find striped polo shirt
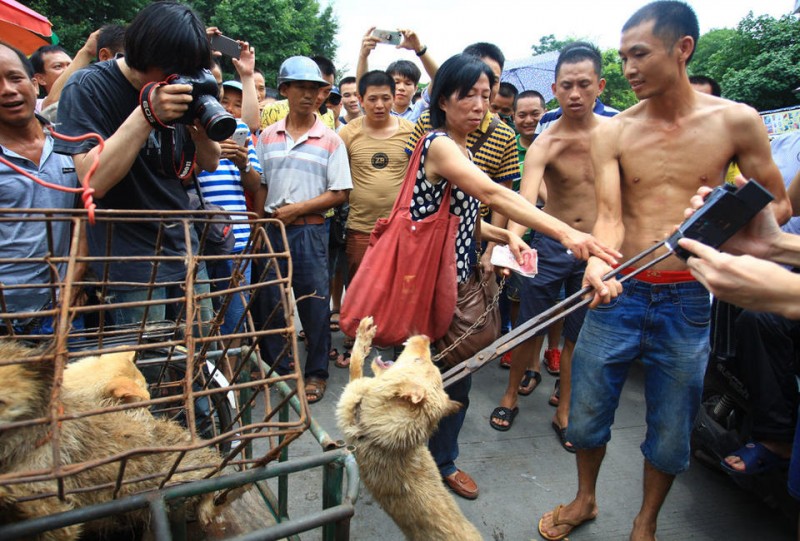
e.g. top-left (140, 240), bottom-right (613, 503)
top-left (405, 110), bottom-right (520, 186)
top-left (196, 120), bottom-right (262, 252)
top-left (256, 116), bottom-right (352, 216)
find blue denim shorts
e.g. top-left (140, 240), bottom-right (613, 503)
top-left (567, 277), bottom-right (711, 475)
top-left (517, 232), bottom-right (586, 342)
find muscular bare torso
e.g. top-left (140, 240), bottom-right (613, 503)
top-left (615, 99), bottom-right (737, 270)
top-left (538, 116), bottom-right (607, 234)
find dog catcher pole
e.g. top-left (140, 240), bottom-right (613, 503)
top-left (442, 240), bottom-right (673, 389)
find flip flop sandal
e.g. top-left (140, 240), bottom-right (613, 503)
top-left (518, 370), bottom-right (541, 396)
top-left (552, 421), bottom-right (575, 453)
top-left (335, 349), bottom-right (351, 369)
top-left (489, 406), bottom-right (519, 431)
top-left (537, 504), bottom-right (595, 541)
top-left (297, 330), bottom-right (306, 343)
top-left (330, 310), bottom-right (340, 332)
top-left (305, 376), bottom-right (327, 404)
top-left (720, 441), bottom-right (790, 475)
top-left (549, 379), bottom-right (560, 407)
top-left (328, 348), bottom-right (339, 362)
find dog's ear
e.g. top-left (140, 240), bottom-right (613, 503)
top-left (397, 382), bottom-right (426, 405)
top-left (106, 376), bottom-right (151, 403)
top-left (444, 399), bottom-right (462, 417)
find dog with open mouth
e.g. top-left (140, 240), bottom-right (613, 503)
top-left (337, 317), bottom-right (481, 541)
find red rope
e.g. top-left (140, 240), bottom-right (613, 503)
top-left (0, 128), bottom-right (101, 224)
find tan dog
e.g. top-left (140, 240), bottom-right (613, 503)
top-left (336, 317), bottom-right (482, 541)
top-left (0, 340), bottom-right (219, 540)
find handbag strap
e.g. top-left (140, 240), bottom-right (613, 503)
top-left (392, 134), bottom-right (453, 220)
top-left (469, 114), bottom-right (500, 155)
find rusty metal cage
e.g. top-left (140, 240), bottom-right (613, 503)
top-left (0, 208), bottom-right (311, 535)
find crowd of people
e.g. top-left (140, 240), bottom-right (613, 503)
top-left (3, 0), bottom-right (800, 539)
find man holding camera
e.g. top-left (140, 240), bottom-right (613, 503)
top-left (54, 1), bottom-right (221, 325)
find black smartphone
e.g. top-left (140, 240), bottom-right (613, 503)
top-left (210, 34), bottom-right (241, 59)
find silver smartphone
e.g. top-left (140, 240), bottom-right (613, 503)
top-left (231, 125), bottom-right (249, 147)
top-left (371, 29), bottom-right (402, 46)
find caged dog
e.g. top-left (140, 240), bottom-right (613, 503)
top-left (336, 317), bottom-right (482, 541)
top-left (0, 340), bottom-right (220, 541)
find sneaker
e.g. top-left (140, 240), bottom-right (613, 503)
top-left (543, 348), bottom-right (561, 375)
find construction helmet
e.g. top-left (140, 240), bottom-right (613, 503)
top-left (277, 56), bottom-right (329, 88)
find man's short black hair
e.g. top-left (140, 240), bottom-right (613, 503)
top-left (340, 75), bottom-right (356, 87)
top-left (358, 70), bottom-right (395, 96)
top-left (0, 41), bottom-right (34, 78)
top-left (623, 0), bottom-right (699, 64)
top-left (125, 1), bottom-right (211, 75)
top-left (556, 41), bottom-right (603, 79)
top-left (98, 24), bottom-right (126, 57)
top-left (430, 54), bottom-right (495, 129)
top-left (498, 82), bottom-right (518, 99)
top-left (462, 42), bottom-right (505, 71)
top-left (311, 55), bottom-right (336, 78)
top-left (689, 74), bottom-right (721, 96)
top-left (386, 60), bottom-right (421, 85)
top-left (30, 45), bottom-right (68, 74)
top-left (515, 90), bottom-right (546, 111)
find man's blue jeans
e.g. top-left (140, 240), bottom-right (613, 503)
top-left (429, 374), bottom-right (471, 477)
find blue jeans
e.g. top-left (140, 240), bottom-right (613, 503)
top-left (429, 374), bottom-right (471, 477)
top-left (567, 278), bottom-right (710, 475)
top-left (107, 267), bottom-right (213, 335)
top-left (517, 232), bottom-right (586, 342)
top-left (255, 223), bottom-right (330, 380)
top-left (206, 256), bottom-right (251, 336)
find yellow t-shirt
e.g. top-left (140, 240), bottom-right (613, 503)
top-left (260, 99), bottom-right (335, 130)
top-left (338, 116), bottom-right (415, 233)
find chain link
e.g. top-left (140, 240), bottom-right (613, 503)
top-left (432, 273), bottom-right (506, 364)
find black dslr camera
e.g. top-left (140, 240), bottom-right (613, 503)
top-left (166, 70), bottom-right (236, 141)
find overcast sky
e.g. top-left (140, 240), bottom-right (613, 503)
top-left (328, 0), bottom-right (794, 82)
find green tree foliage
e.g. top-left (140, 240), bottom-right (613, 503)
top-left (28, 0), bottom-right (147, 54)
top-left (692, 14), bottom-right (800, 111)
top-left (599, 49), bottom-right (637, 112)
top-left (195, 0), bottom-right (338, 85)
top-left (688, 28), bottom-right (736, 78)
top-left (29, 0), bottom-right (338, 87)
top-left (531, 34), bottom-right (575, 56)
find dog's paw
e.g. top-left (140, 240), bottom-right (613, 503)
top-left (356, 317), bottom-right (377, 343)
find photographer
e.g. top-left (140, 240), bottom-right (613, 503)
top-left (54, 1), bottom-right (221, 325)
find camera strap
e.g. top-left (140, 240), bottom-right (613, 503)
top-left (139, 81), bottom-right (172, 131)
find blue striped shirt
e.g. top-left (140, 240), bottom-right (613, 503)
top-left (196, 121), bottom-right (261, 252)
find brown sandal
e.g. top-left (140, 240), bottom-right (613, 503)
top-left (305, 376), bottom-right (327, 404)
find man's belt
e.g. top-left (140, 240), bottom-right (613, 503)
top-left (286, 214), bottom-right (325, 226)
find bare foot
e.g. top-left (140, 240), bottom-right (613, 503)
top-left (538, 499), bottom-right (598, 540)
top-left (630, 516), bottom-right (656, 541)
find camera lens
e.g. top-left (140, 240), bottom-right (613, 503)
top-left (194, 95), bottom-right (237, 141)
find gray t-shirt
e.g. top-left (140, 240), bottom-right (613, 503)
top-left (0, 133), bottom-right (77, 314)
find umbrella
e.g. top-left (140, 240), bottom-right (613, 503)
top-left (500, 51), bottom-right (558, 104)
top-left (0, 0), bottom-right (54, 55)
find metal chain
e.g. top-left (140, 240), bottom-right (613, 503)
top-left (432, 273), bottom-right (506, 363)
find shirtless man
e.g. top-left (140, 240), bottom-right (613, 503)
top-left (538, 3), bottom-right (790, 540)
top-left (490, 43), bottom-right (611, 444)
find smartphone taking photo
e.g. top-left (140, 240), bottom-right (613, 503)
top-left (371, 29), bottom-right (401, 46)
top-left (210, 34), bottom-right (242, 59)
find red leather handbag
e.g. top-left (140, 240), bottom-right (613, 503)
top-left (340, 140), bottom-right (459, 347)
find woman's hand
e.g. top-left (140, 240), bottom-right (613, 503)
top-left (558, 227), bottom-right (620, 265)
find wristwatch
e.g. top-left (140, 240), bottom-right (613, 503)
top-left (240, 162), bottom-right (252, 174)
